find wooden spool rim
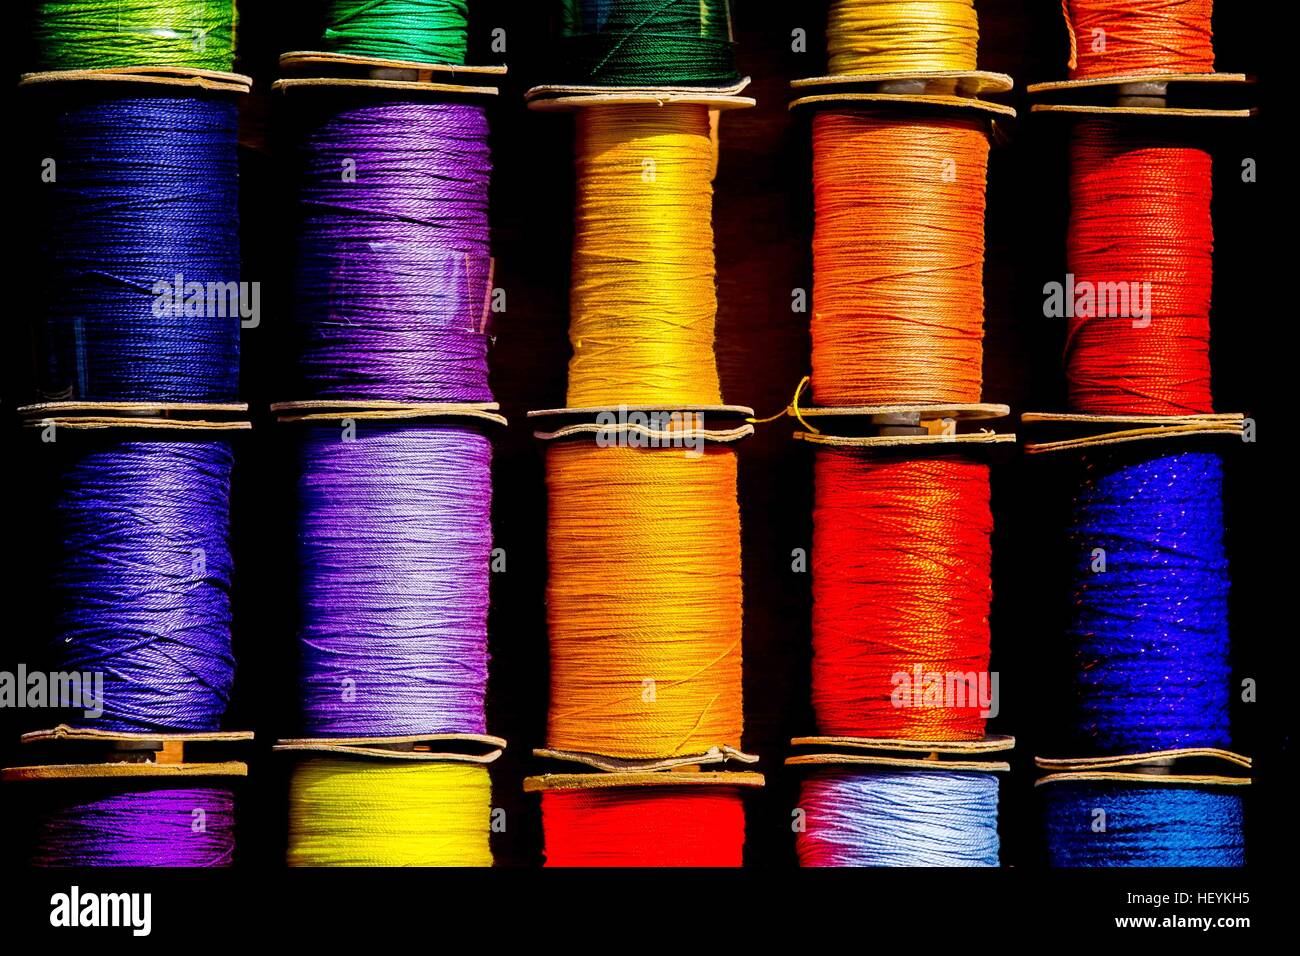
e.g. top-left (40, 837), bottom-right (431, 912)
top-left (279, 50), bottom-right (506, 77)
top-left (790, 91), bottom-right (1016, 118)
top-left (528, 403), bottom-right (755, 421)
top-left (791, 734), bottom-right (1015, 755)
top-left (534, 421), bottom-right (753, 443)
top-left (796, 431), bottom-right (1016, 450)
top-left (20, 67), bottom-right (251, 94)
top-left (1031, 103), bottom-right (1254, 119)
top-left (3, 761), bottom-right (248, 782)
top-left (1035, 771), bottom-right (1251, 788)
top-left (793, 69), bottom-right (1014, 95)
top-left (1027, 72), bottom-right (1253, 94)
top-left (1035, 748), bottom-right (1252, 772)
top-left (787, 753), bottom-right (1010, 772)
top-left (524, 771), bottom-right (765, 793)
top-left (271, 400), bottom-right (506, 427)
top-left (273, 77), bottom-right (497, 98)
top-left (532, 745), bottom-right (758, 773)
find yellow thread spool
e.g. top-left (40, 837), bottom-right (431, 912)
top-left (568, 104), bottom-right (722, 408)
top-left (827, 0), bottom-right (981, 74)
top-left (287, 758), bottom-right (493, 866)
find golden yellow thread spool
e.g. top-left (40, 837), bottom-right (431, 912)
top-left (545, 442), bottom-right (744, 758)
top-left (568, 105), bottom-right (722, 408)
top-left (827, 0), bottom-right (981, 74)
top-left (287, 758), bottom-right (493, 867)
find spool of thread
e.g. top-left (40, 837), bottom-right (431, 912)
top-left (287, 758), bottom-right (492, 866)
top-left (545, 442), bottom-right (743, 759)
top-left (1064, 0), bottom-right (1215, 80)
top-left (290, 97), bottom-right (493, 404)
top-left (568, 105), bottom-right (722, 408)
top-left (321, 0), bottom-right (470, 65)
top-left (32, 785), bottom-right (236, 867)
top-left (811, 452), bottom-right (993, 740)
top-left (810, 111), bottom-right (990, 406)
top-left (47, 439), bottom-right (235, 733)
top-left (826, 0), bottom-right (980, 75)
top-left (32, 0), bottom-right (238, 73)
top-left (1066, 449), bottom-right (1230, 754)
top-left (1066, 120), bottom-right (1214, 415)
top-left (1043, 780), bottom-right (1244, 867)
top-left (295, 423), bottom-right (492, 737)
top-left (798, 768), bottom-right (1000, 867)
top-left (540, 786), bottom-right (747, 866)
top-left (34, 93), bottom-right (241, 403)
top-left (559, 0), bottom-right (739, 87)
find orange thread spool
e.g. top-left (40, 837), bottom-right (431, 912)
top-left (1064, 0), bottom-right (1215, 80)
top-left (810, 111), bottom-right (991, 406)
top-left (811, 451), bottom-right (994, 740)
top-left (544, 441), bottom-right (744, 759)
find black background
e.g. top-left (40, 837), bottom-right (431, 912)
top-left (1, 0), bottom-right (1290, 930)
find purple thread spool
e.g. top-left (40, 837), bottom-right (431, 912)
top-left (32, 785), bottom-right (236, 867)
top-left (289, 97), bottom-right (494, 404)
top-left (48, 439), bottom-right (236, 733)
top-left (295, 421), bottom-right (493, 736)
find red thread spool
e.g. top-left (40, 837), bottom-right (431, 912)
top-left (811, 452), bottom-right (993, 740)
top-left (1065, 120), bottom-right (1214, 415)
top-left (540, 787), bottom-right (746, 867)
top-left (1064, 0), bottom-right (1215, 79)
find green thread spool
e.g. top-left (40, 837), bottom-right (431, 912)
top-left (321, 0), bottom-right (471, 65)
top-left (559, 0), bottom-right (739, 87)
top-left (33, 0), bottom-right (238, 73)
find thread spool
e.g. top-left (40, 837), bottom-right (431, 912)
top-left (797, 766), bottom-right (1001, 867)
top-left (31, 0), bottom-right (239, 73)
top-left (544, 440), bottom-right (744, 760)
top-left (288, 95), bottom-right (493, 405)
top-left (811, 451), bottom-right (993, 740)
top-left (30, 88), bottom-right (241, 404)
top-left (1064, 0), bottom-right (1215, 80)
top-left (527, 772), bottom-right (759, 867)
top-left (294, 420), bottom-right (492, 738)
top-left (287, 756), bottom-right (493, 866)
top-left (41, 435), bottom-right (236, 733)
top-left (4, 729), bottom-right (249, 868)
top-left (1064, 448), bottom-right (1231, 755)
top-left (558, 0), bottom-right (739, 87)
top-left (1041, 777), bottom-right (1245, 867)
top-left (566, 104), bottom-right (723, 408)
top-left (29, 783), bottom-right (236, 867)
top-left (809, 110), bottom-right (991, 407)
top-left (825, 0), bottom-right (980, 75)
top-left (320, 0), bottom-right (470, 66)
top-left (1065, 120), bottom-right (1214, 415)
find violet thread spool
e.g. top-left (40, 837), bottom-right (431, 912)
top-left (294, 422), bottom-right (493, 737)
top-left (288, 97), bottom-right (494, 405)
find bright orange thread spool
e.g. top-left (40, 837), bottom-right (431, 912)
top-left (540, 786), bottom-right (746, 867)
top-left (1064, 0), bottom-right (1215, 79)
top-left (810, 111), bottom-right (990, 407)
top-left (545, 442), bottom-right (744, 759)
top-left (1066, 120), bottom-right (1214, 415)
top-left (811, 452), bottom-right (993, 740)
